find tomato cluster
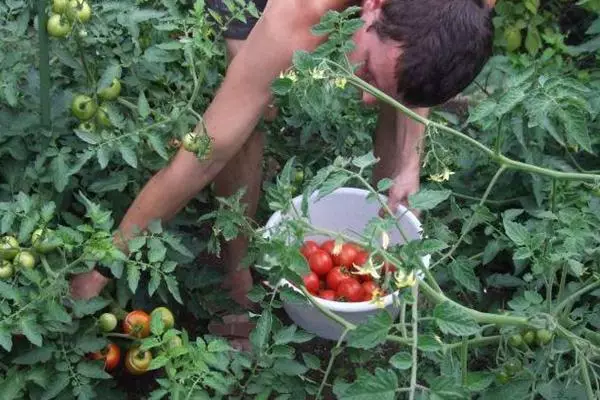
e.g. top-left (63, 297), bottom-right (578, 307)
top-left (92, 307), bottom-right (179, 375)
top-left (47, 0), bottom-right (92, 39)
top-left (0, 228), bottom-right (63, 280)
top-left (300, 239), bottom-right (388, 303)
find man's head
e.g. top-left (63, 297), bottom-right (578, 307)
top-left (349, 0), bottom-right (494, 106)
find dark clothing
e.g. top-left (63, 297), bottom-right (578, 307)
top-left (206, 0), bottom-right (268, 40)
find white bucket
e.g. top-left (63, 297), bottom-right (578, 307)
top-left (263, 187), bottom-right (430, 341)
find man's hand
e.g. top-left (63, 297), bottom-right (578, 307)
top-left (379, 169), bottom-right (421, 218)
top-left (70, 270), bottom-right (110, 300)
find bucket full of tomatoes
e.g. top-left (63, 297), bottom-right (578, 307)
top-left (263, 187), bottom-right (430, 341)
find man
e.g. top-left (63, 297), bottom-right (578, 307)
top-left (71, 0), bottom-right (495, 346)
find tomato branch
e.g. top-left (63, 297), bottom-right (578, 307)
top-left (553, 280), bottom-right (600, 317)
top-left (316, 329), bottom-right (350, 399)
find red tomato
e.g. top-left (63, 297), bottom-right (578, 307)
top-left (326, 267), bottom-right (351, 291)
top-left (319, 289), bottom-right (336, 301)
top-left (308, 250), bottom-right (333, 276)
top-left (336, 279), bottom-right (364, 302)
top-left (91, 343), bottom-right (121, 371)
top-left (383, 262), bottom-right (397, 274)
top-left (332, 243), bottom-right (358, 267)
top-left (300, 240), bottom-right (320, 259)
top-left (362, 281), bottom-right (381, 301)
top-left (321, 240), bottom-right (336, 256)
top-left (122, 310), bottom-right (151, 338)
top-left (303, 272), bottom-right (320, 294)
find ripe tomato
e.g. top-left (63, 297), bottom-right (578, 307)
top-left (98, 313), bottom-right (117, 333)
top-left (47, 14), bottom-right (72, 38)
top-left (52, 0), bottom-right (69, 13)
top-left (14, 251), bottom-right (36, 269)
top-left (318, 289), bottom-right (336, 301)
top-left (71, 95), bottom-right (97, 121)
top-left (326, 267), bottom-right (350, 291)
top-left (1, 236), bottom-right (19, 261)
top-left (383, 262), bottom-right (397, 274)
top-left (98, 78), bottom-right (121, 101)
top-left (125, 347), bottom-right (152, 375)
top-left (336, 279), bottom-right (364, 302)
top-left (91, 343), bottom-right (121, 371)
top-left (308, 250), bottom-right (333, 276)
top-left (67, 0), bottom-right (92, 23)
top-left (332, 243), bottom-right (358, 267)
top-left (353, 251), bottom-right (369, 266)
top-left (320, 240), bottom-right (336, 256)
top-left (123, 310), bottom-right (151, 338)
top-left (300, 240), bottom-right (320, 259)
top-left (0, 261), bottom-right (14, 280)
top-left (362, 281), bottom-right (380, 301)
top-left (151, 307), bottom-right (175, 330)
top-left (303, 272), bottom-right (320, 295)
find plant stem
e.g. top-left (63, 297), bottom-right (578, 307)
top-left (409, 284), bottom-right (419, 400)
top-left (73, 30), bottom-right (94, 88)
top-left (300, 287), bottom-right (355, 331)
top-left (38, 0), bottom-right (51, 128)
top-left (553, 280), bottom-right (600, 317)
top-left (347, 75), bottom-right (600, 184)
top-left (316, 329), bottom-right (349, 400)
top-left (400, 298), bottom-right (408, 338)
top-left (557, 263), bottom-right (568, 303)
top-left (445, 335), bottom-right (502, 351)
top-left (419, 281), bottom-right (531, 327)
top-left (580, 357), bottom-right (596, 400)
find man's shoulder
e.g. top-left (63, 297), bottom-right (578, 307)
top-left (266, 0), bottom-right (348, 23)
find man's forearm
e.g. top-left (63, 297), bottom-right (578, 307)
top-left (392, 108), bottom-right (429, 177)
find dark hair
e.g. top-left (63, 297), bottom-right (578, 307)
top-left (371, 0), bottom-right (494, 107)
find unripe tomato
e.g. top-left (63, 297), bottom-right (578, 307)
top-left (303, 272), bottom-right (320, 295)
top-left (508, 334), bottom-right (523, 348)
top-left (151, 307), bottom-right (175, 330)
top-left (0, 261), bottom-right (14, 279)
top-left (125, 347), bottom-right (152, 375)
top-left (123, 310), bottom-right (151, 338)
top-left (47, 14), bottom-right (72, 38)
top-left (77, 121), bottom-right (96, 133)
top-left (1, 236), bottom-right (19, 261)
top-left (98, 79), bottom-right (121, 101)
top-left (92, 343), bottom-right (121, 371)
top-left (52, 0), bottom-right (69, 14)
top-left (182, 132), bottom-right (201, 152)
top-left (67, 0), bottom-right (92, 23)
top-left (71, 95), bottom-right (97, 121)
top-left (536, 329), bottom-right (553, 346)
top-left (14, 251), bottom-right (36, 269)
top-left (503, 359), bottom-right (522, 376)
top-left (496, 371), bottom-right (510, 384)
top-left (31, 228), bottom-right (59, 254)
top-left (167, 336), bottom-right (183, 349)
top-left (523, 330), bottom-right (535, 346)
top-left (96, 105), bottom-right (111, 127)
top-left (98, 313), bottom-right (118, 333)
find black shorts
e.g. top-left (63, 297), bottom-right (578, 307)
top-left (206, 0), bottom-right (268, 40)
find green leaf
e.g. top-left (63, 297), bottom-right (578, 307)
top-left (148, 238), bottom-right (167, 263)
top-left (73, 127), bottom-right (101, 145)
top-left (449, 258), bottom-right (481, 293)
top-left (558, 105), bottom-right (592, 152)
top-left (503, 220), bottom-right (529, 247)
top-left (50, 153), bottom-right (70, 192)
top-left (40, 373), bottom-right (69, 400)
top-left (0, 326), bottom-right (13, 351)
top-left (351, 152), bottom-right (377, 169)
top-left (127, 262), bottom-right (141, 293)
top-left (466, 372), bottom-right (494, 392)
top-left (249, 310), bottom-right (272, 352)
top-left (486, 273), bottom-right (525, 288)
top-left (119, 143), bottom-right (138, 169)
top-left (128, 236), bottom-right (146, 252)
top-left (20, 317), bottom-right (43, 347)
top-left (97, 64), bottom-right (122, 94)
top-left (347, 311), bottom-right (392, 349)
top-left (433, 302), bottom-right (480, 336)
top-left (525, 25), bottom-right (542, 55)
top-left (13, 346), bottom-right (54, 364)
top-left (337, 368), bottom-right (398, 400)
top-left (420, 239), bottom-right (449, 254)
top-left (148, 269), bottom-right (161, 297)
top-left (302, 353), bottom-right (321, 370)
top-left (146, 133), bottom-right (169, 160)
top-left (138, 91), bottom-right (150, 118)
top-left (408, 189), bottom-right (451, 211)
top-left (72, 297), bottom-right (111, 318)
top-left (389, 352), bottom-right (412, 370)
top-left (162, 233), bottom-right (193, 258)
top-left (77, 361), bottom-right (112, 379)
top-left (273, 325), bottom-right (298, 345)
top-left (149, 355), bottom-right (169, 370)
top-left (418, 334), bottom-right (444, 352)
top-left (273, 359), bottom-right (308, 376)
top-left (165, 275), bottom-right (183, 304)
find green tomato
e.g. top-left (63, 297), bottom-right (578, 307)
top-left (67, 0), bottom-right (92, 23)
top-left (293, 168), bottom-right (304, 185)
top-left (98, 79), bottom-right (121, 101)
top-left (52, 0), bottom-right (69, 13)
top-left (508, 334), bottom-right (523, 348)
top-left (504, 28), bottom-right (522, 52)
top-left (14, 251), bottom-right (36, 270)
top-left (1, 236), bottom-right (20, 261)
top-left (77, 121), bottom-right (96, 133)
top-left (536, 329), bottom-right (553, 346)
top-left (96, 106), bottom-right (111, 127)
top-left (496, 371), bottom-right (510, 384)
top-left (98, 313), bottom-right (118, 333)
top-left (503, 359), bottom-right (522, 376)
top-left (71, 95), bottom-right (97, 121)
top-left (523, 330), bottom-right (535, 346)
top-left (31, 228), bottom-right (60, 254)
top-left (0, 261), bottom-right (14, 279)
top-left (167, 336), bottom-right (183, 349)
top-left (47, 14), bottom-right (72, 38)
top-left (151, 307), bottom-right (175, 330)
top-left (182, 132), bottom-right (201, 153)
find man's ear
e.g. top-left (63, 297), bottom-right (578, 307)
top-left (483, 0), bottom-right (497, 8)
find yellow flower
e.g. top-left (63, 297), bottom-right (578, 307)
top-left (334, 77), bottom-right (347, 89)
top-left (369, 289), bottom-right (386, 308)
top-left (428, 167), bottom-right (455, 183)
top-left (352, 257), bottom-right (382, 281)
top-left (280, 70), bottom-right (298, 82)
top-left (394, 268), bottom-right (417, 289)
top-left (311, 68), bottom-right (326, 80)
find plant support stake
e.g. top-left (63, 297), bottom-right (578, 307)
top-left (38, 0), bottom-right (51, 128)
